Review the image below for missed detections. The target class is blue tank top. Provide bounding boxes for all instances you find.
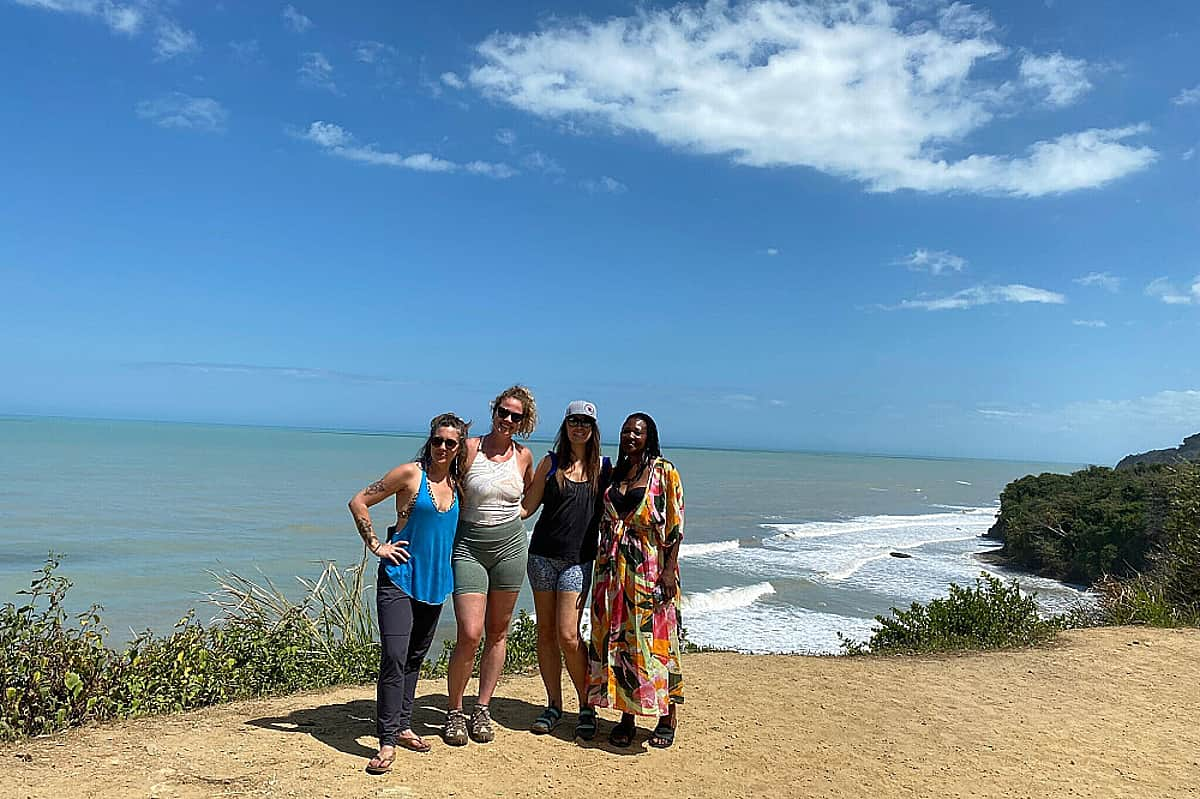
[383,470,458,605]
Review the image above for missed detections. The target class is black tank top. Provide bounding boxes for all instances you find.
[529,455,608,564]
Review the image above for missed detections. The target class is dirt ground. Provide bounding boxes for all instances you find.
[3,626,1198,799]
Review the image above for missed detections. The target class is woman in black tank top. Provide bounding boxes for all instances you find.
[520,400,609,739]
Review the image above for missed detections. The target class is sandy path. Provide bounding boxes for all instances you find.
[4,627,1198,799]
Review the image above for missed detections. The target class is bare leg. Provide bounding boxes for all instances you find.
[556,590,588,710]
[447,593,486,711]
[476,590,520,706]
[532,591,563,709]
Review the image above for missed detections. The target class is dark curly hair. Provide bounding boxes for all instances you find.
[612,412,661,485]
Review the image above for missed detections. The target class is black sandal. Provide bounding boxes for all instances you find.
[530,706,562,735]
[608,713,636,747]
[648,716,676,749]
[575,707,597,741]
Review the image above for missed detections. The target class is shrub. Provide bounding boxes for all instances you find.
[0,554,538,742]
[840,574,1062,655]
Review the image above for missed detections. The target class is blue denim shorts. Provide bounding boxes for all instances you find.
[526,553,592,594]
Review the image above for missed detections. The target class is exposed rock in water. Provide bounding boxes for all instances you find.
[1115,433,1200,470]
[889,551,913,559]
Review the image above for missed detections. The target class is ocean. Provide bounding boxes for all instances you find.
[0,416,1089,654]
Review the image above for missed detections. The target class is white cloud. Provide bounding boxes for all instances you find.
[581,175,627,194]
[440,71,466,89]
[1184,148,1196,161]
[521,150,564,175]
[1061,389,1200,429]
[299,51,337,93]
[1072,319,1107,328]
[469,1,1154,197]
[14,0,199,58]
[282,5,312,33]
[495,128,517,146]
[298,121,517,178]
[136,93,228,133]
[154,19,198,60]
[896,283,1066,311]
[764,248,780,256]
[1172,84,1200,106]
[1073,271,1121,292]
[977,408,1029,418]
[1144,276,1200,306]
[229,39,263,64]
[895,248,966,275]
[1019,52,1092,107]
[14,0,143,33]
[354,40,397,65]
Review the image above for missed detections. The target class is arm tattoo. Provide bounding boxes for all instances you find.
[355,516,375,539]
[363,479,388,497]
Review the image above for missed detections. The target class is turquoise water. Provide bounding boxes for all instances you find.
[0,416,1084,652]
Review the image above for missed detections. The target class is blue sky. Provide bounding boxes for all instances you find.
[1,0,1197,463]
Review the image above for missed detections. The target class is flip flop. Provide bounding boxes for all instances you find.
[365,751,395,775]
[575,707,597,741]
[530,706,563,735]
[395,734,431,753]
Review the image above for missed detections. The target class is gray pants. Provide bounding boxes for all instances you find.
[376,570,443,745]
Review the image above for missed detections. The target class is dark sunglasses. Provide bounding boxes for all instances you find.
[430,436,460,449]
[565,416,593,427]
[494,407,525,422]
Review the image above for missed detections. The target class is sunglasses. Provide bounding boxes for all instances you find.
[565,416,593,428]
[430,436,460,449]
[494,407,525,422]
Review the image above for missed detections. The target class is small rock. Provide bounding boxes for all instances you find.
[889,551,913,559]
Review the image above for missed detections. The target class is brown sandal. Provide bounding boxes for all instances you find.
[395,734,431,753]
[365,749,395,775]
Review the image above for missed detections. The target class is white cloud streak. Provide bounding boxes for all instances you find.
[282,5,312,33]
[581,175,627,193]
[1144,276,1200,306]
[895,248,966,275]
[441,71,465,89]
[1073,271,1121,292]
[298,121,517,178]
[468,0,1154,197]
[1172,84,1200,106]
[896,284,1066,311]
[1019,52,1092,107]
[1071,319,1107,328]
[153,19,198,60]
[136,93,228,133]
[13,0,197,58]
[299,51,337,93]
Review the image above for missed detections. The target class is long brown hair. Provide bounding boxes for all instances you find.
[416,412,471,486]
[552,416,604,492]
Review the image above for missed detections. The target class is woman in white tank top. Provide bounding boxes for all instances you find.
[442,385,537,746]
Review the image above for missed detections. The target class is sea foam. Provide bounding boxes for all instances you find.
[681,581,775,613]
[679,539,740,558]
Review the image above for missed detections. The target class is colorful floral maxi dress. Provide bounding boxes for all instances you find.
[587,457,684,716]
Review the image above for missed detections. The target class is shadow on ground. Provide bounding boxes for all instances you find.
[245,693,651,756]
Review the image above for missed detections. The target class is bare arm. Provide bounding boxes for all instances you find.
[347,463,419,565]
[520,454,552,519]
[517,444,535,490]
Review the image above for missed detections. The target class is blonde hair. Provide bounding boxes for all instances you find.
[491,385,538,439]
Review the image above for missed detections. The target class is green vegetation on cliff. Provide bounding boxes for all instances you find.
[987,460,1200,626]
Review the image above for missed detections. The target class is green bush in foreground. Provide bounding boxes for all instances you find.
[0,555,537,742]
[840,574,1063,655]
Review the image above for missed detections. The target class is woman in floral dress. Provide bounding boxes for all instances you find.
[587,412,684,748]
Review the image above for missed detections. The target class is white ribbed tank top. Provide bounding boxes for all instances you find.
[459,444,524,525]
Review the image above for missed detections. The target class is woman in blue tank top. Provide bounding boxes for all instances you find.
[348,412,470,774]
